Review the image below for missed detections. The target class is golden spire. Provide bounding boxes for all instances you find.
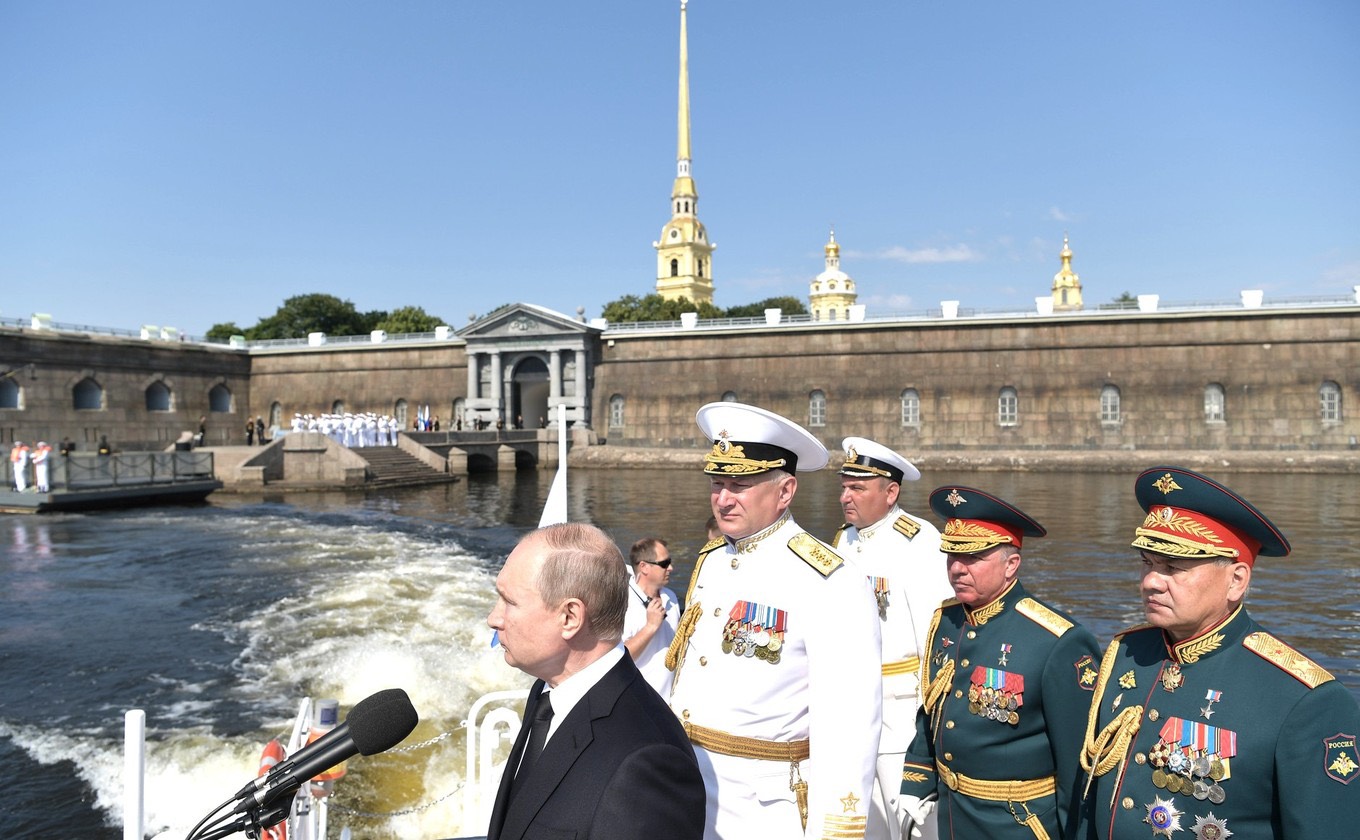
[1051,233,1083,311]
[674,0,695,199]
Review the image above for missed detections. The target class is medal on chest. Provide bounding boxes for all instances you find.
[722,600,787,664]
[968,666,1023,725]
[1147,716,1235,804]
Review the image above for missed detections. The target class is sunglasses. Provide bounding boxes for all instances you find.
[641,558,673,569]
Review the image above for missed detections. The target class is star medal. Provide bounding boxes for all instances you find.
[1161,663,1184,693]
[1201,689,1221,719]
[1191,813,1232,840]
[1144,796,1183,838]
[999,643,1011,666]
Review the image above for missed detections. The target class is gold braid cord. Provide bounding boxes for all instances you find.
[666,602,702,673]
[924,658,955,745]
[1080,639,1143,799]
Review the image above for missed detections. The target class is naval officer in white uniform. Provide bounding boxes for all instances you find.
[667,402,882,840]
[831,438,952,840]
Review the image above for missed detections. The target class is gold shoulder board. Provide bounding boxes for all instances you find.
[1243,631,1335,689]
[893,515,921,540]
[788,532,844,578]
[831,523,850,549]
[941,596,961,609]
[698,537,725,557]
[1015,597,1073,637]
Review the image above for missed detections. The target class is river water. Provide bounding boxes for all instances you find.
[1,467,1356,838]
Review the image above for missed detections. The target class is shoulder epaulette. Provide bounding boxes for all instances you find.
[698,537,725,557]
[684,538,728,604]
[1015,597,1073,637]
[1242,631,1335,689]
[787,532,844,578]
[940,596,961,609]
[831,523,851,549]
[893,514,922,540]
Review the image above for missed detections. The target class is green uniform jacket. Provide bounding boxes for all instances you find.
[1076,607,1360,839]
[901,579,1100,839]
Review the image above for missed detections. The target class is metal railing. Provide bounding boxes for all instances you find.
[3,451,216,491]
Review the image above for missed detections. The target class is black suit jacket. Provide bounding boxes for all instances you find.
[486,653,705,840]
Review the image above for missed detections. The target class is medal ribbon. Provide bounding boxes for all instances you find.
[1159,717,1239,758]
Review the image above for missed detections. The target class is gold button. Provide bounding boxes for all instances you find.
[944,752,954,761]
[945,721,955,729]
[954,690,963,699]
[731,558,740,569]
[1149,709,1160,722]
[961,659,970,668]
[967,631,977,640]
[1135,753,1147,765]
[1122,797,1134,810]
[713,608,722,617]
[699,656,708,666]
[682,709,690,720]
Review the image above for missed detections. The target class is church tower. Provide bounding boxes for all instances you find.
[654,0,715,305]
[809,229,857,321]
[1050,234,1083,311]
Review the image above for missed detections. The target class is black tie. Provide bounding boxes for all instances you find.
[511,691,554,797]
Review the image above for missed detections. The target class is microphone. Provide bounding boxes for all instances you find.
[234,688,419,816]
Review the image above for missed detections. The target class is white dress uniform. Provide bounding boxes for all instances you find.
[622,578,680,696]
[835,506,951,840]
[670,512,882,840]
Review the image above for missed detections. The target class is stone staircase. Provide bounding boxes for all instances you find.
[352,446,455,487]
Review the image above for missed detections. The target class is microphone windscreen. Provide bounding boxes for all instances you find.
[347,688,419,755]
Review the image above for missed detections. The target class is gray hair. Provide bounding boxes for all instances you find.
[525,523,628,642]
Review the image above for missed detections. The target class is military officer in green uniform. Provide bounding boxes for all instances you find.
[1077,466,1360,839]
[900,486,1100,840]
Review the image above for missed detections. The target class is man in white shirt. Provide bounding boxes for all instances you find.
[622,538,680,696]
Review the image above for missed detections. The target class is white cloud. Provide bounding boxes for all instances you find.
[1048,206,1073,222]
[852,244,983,264]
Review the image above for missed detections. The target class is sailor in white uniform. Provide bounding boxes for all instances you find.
[831,438,952,840]
[667,402,882,840]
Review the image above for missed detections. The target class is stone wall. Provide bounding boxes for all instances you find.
[0,328,250,450]
[247,343,469,430]
[592,307,1360,452]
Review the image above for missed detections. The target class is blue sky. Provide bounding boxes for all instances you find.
[2,1,1356,335]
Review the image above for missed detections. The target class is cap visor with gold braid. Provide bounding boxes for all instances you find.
[929,485,1046,553]
[1131,466,1289,565]
[696,402,829,475]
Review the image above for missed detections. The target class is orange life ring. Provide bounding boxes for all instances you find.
[256,740,289,840]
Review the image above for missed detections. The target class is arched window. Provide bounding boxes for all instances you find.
[208,384,232,413]
[998,387,1018,427]
[145,381,172,412]
[670,259,679,277]
[1320,381,1342,424]
[269,402,283,428]
[1099,385,1121,425]
[721,391,738,403]
[809,390,827,427]
[332,400,345,414]
[0,378,20,410]
[1204,384,1226,423]
[609,394,625,429]
[901,389,921,427]
[698,259,704,278]
[73,378,103,411]
[394,399,409,427]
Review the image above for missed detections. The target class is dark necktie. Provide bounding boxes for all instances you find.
[511,691,554,797]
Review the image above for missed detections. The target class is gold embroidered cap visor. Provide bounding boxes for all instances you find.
[696,402,830,475]
[1131,466,1290,565]
[929,485,1046,552]
[838,436,920,483]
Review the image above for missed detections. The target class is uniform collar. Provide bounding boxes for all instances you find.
[733,508,793,554]
[963,579,1022,626]
[1164,605,1248,664]
[855,505,904,540]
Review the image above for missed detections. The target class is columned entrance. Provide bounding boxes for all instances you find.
[512,356,549,429]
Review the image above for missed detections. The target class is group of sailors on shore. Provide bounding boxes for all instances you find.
[288,412,402,448]
[8,440,53,493]
[491,400,1360,840]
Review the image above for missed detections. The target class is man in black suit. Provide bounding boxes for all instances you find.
[486,522,705,840]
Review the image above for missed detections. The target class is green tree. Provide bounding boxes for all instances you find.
[246,294,373,340]
[1113,291,1136,304]
[724,296,809,318]
[205,322,244,341]
[600,294,723,322]
[374,305,445,334]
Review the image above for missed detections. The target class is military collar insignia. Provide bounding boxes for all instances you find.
[733,509,791,555]
[1168,607,1239,663]
[965,580,1018,626]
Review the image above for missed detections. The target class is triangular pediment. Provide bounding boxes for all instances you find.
[458,303,598,342]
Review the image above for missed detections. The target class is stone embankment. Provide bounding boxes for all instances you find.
[570,446,1360,474]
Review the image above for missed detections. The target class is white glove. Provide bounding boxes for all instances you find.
[899,794,937,839]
